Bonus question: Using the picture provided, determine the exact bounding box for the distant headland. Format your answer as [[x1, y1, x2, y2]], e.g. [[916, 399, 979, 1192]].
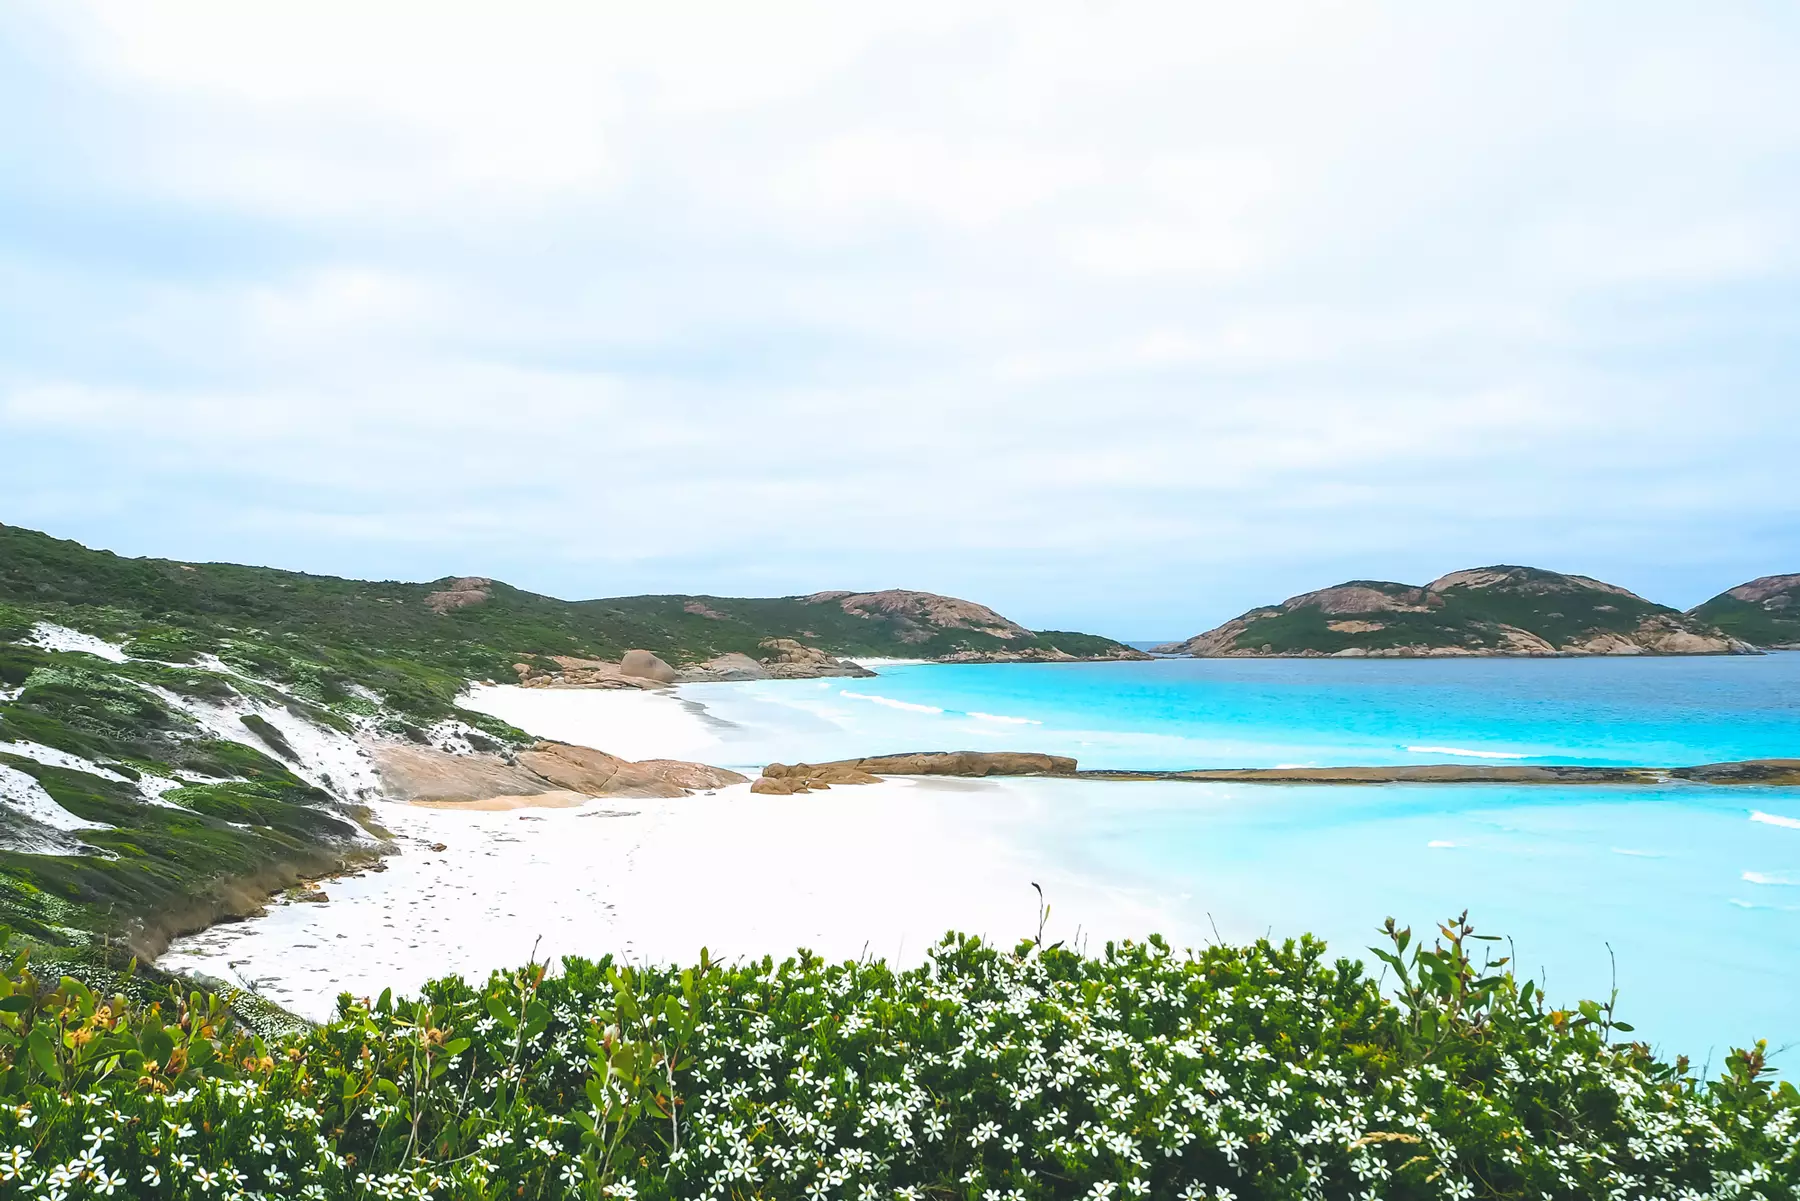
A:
[[1154, 564, 1794, 658]]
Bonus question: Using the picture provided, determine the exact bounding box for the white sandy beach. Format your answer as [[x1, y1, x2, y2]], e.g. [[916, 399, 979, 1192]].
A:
[[161, 772, 1178, 1020], [459, 683, 726, 763]]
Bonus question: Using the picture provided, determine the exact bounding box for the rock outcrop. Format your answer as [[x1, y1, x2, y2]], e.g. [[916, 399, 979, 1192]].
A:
[[370, 744, 559, 803], [518, 741, 746, 797], [751, 638, 877, 679], [424, 578, 492, 614], [371, 740, 746, 805], [619, 649, 680, 684], [513, 657, 658, 689], [1689, 573, 1800, 649], [803, 590, 1034, 642], [514, 641, 874, 688], [752, 750, 1078, 793], [1159, 566, 1754, 658], [1667, 758, 1800, 785]]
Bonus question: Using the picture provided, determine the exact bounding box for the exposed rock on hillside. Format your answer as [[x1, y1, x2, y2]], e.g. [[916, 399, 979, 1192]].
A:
[[1159, 566, 1754, 658], [1689, 573, 1800, 649], [804, 590, 1034, 642], [513, 640, 875, 688], [424, 578, 491, 614]]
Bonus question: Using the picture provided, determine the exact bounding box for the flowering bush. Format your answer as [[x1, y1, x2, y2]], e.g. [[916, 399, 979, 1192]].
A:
[[0, 915, 1795, 1200]]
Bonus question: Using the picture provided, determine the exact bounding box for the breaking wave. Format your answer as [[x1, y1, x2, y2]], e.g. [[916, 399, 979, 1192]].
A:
[[1742, 870, 1799, 886], [1406, 745, 1531, 760], [968, 711, 1043, 725], [839, 691, 944, 715]]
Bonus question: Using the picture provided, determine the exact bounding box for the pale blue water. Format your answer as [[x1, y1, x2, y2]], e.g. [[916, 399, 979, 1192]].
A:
[[680, 656, 1800, 1063], [687, 653, 1800, 771]]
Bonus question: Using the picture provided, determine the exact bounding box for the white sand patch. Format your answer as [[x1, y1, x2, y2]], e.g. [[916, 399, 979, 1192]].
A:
[[461, 684, 721, 762], [842, 658, 931, 668], [159, 777, 1177, 1020], [0, 738, 201, 809], [22, 622, 128, 662], [0, 762, 110, 834], [146, 685, 383, 803], [0, 739, 131, 782]]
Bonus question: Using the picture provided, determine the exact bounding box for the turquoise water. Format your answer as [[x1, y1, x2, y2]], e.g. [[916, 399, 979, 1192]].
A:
[[686, 653, 1800, 770], [680, 656, 1800, 1061], [995, 778, 1798, 1065]]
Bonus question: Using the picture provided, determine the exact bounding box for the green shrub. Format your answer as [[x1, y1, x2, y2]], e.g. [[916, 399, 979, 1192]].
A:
[[0, 915, 1794, 1200]]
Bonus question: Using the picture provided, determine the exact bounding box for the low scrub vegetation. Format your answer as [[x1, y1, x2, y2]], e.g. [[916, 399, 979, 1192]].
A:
[[0, 914, 1793, 1200]]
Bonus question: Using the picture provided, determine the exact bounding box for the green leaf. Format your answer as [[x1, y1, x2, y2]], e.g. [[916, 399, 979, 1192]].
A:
[[27, 1027, 61, 1081], [0, 996, 32, 1013]]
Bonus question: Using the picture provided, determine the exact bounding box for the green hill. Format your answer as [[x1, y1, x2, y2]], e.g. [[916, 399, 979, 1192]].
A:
[[0, 521, 1135, 966], [0, 522, 1138, 722], [1689, 573, 1800, 649], [1157, 565, 1751, 657]]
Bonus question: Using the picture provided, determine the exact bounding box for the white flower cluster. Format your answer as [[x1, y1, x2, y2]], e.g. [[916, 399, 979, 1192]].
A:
[[2, 934, 1795, 1200]]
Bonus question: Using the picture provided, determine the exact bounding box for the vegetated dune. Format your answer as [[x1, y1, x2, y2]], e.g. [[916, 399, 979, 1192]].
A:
[[1156, 564, 1756, 657], [1689, 572, 1800, 649]]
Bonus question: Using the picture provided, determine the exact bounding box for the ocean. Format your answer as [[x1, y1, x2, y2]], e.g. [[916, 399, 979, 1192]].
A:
[[166, 655, 1800, 1064], [677, 652, 1800, 771]]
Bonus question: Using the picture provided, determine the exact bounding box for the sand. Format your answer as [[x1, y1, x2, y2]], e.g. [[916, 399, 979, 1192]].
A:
[[159, 775, 1178, 1020], [460, 684, 723, 763], [409, 789, 592, 811]]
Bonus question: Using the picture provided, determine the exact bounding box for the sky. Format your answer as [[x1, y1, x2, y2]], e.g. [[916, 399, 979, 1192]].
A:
[[2, 3, 1798, 639]]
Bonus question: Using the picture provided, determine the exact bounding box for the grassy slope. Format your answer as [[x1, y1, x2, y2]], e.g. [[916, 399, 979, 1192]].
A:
[[0, 523, 1133, 715], [0, 522, 1133, 969], [1220, 568, 1706, 654], [1691, 581, 1800, 647]]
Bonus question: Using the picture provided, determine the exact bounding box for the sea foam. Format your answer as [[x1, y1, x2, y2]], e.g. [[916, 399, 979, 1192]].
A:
[[839, 691, 944, 714], [1406, 745, 1530, 760], [1750, 810, 1800, 830], [968, 711, 1043, 725], [1742, 870, 1798, 886]]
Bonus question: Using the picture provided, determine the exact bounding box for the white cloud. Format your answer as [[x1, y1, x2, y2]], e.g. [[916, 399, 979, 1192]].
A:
[[2, 2, 1799, 631]]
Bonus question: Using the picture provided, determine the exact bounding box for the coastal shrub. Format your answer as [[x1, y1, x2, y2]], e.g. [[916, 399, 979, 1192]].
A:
[[0, 608, 34, 648], [0, 915, 1794, 1200]]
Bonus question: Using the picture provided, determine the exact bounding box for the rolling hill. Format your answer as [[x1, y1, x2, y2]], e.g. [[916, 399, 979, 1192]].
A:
[[1689, 573, 1800, 649], [1155, 565, 1754, 658]]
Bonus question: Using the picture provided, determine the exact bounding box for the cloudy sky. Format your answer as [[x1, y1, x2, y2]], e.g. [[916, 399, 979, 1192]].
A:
[[3, 3, 1797, 637]]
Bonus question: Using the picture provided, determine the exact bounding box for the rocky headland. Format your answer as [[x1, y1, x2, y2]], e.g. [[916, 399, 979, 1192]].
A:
[[1157, 565, 1755, 658], [1689, 573, 1800, 650]]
